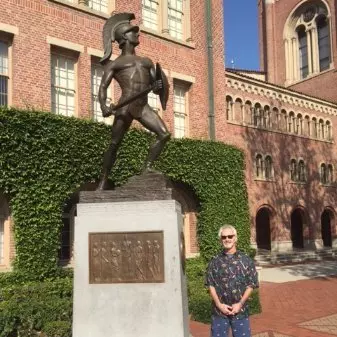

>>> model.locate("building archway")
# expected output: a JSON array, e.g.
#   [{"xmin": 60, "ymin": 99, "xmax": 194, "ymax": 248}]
[
  {"xmin": 321, "ymin": 208, "xmax": 333, "ymax": 247},
  {"xmin": 255, "ymin": 207, "xmax": 272, "ymax": 250},
  {"xmin": 291, "ymin": 208, "xmax": 305, "ymax": 249}
]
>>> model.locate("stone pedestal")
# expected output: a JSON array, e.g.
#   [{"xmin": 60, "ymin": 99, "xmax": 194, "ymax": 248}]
[{"xmin": 72, "ymin": 172, "xmax": 189, "ymax": 337}]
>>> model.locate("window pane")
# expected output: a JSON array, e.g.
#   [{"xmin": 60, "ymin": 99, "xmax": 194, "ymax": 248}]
[
  {"xmin": 91, "ymin": 63, "xmax": 112, "ymax": 123},
  {"xmin": 298, "ymin": 28, "xmax": 308, "ymax": 78},
  {"xmin": 317, "ymin": 18, "xmax": 331, "ymax": 71},
  {"xmin": 174, "ymin": 84, "xmax": 187, "ymax": 138},
  {"xmin": 88, "ymin": 0, "xmax": 108, "ymax": 13},
  {"xmin": 0, "ymin": 42, "xmax": 9, "ymax": 107},
  {"xmin": 51, "ymin": 54, "xmax": 76, "ymax": 117},
  {"xmin": 168, "ymin": 0, "xmax": 184, "ymax": 40},
  {"xmin": 142, "ymin": 0, "xmax": 158, "ymax": 30}
]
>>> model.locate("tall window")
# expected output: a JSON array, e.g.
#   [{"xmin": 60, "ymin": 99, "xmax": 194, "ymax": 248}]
[
  {"xmin": 59, "ymin": 206, "xmax": 75, "ymax": 262},
  {"xmin": 256, "ymin": 154, "xmax": 263, "ymax": 178},
  {"xmin": 0, "ymin": 41, "xmax": 8, "ymax": 107},
  {"xmin": 265, "ymin": 156, "xmax": 273, "ymax": 179},
  {"xmin": 284, "ymin": 2, "xmax": 332, "ymax": 83},
  {"xmin": 321, "ymin": 163, "xmax": 333, "ymax": 184},
  {"xmin": 317, "ymin": 16, "xmax": 331, "ymax": 71},
  {"xmin": 327, "ymin": 164, "xmax": 333, "ymax": 184},
  {"xmin": 298, "ymin": 26, "xmax": 309, "ymax": 79},
  {"xmin": 173, "ymin": 83, "xmax": 188, "ymax": 138},
  {"xmin": 88, "ymin": 0, "xmax": 108, "ymax": 12},
  {"xmin": 290, "ymin": 159, "xmax": 297, "ymax": 181},
  {"xmin": 142, "ymin": 0, "xmax": 159, "ymax": 30},
  {"xmin": 298, "ymin": 160, "xmax": 306, "ymax": 182},
  {"xmin": 148, "ymin": 91, "xmax": 159, "ymax": 113},
  {"xmin": 51, "ymin": 53, "xmax": 76, "ymax": 117},
  {"xmin": 168, "ymin": 0, "xmax": 184, "ymax": 40},
  {"xmin": 91, "ymin": 62, "xmax": 112, "ymax": 123}
]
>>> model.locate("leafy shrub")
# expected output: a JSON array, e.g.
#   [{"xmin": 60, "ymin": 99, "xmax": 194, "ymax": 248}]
[{"xmin": 0, "ymin": 277, "xmax": 72, "ymax": 337}]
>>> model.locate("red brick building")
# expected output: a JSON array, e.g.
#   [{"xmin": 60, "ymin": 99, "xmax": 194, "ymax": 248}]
[
  {"xmin": 0, "ymin": 0, "xmax": 226, "ymax": 269},
  {"xmin": 1, "ymin": 0, "xmax": 336, "ymax": 270}
]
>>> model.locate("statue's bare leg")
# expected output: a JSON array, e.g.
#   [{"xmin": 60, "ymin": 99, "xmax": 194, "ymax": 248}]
[
  {"xmin": 97, "ymin": 115, "xmax": 133, "ymax": 190},
  {"xmin": 138, "ymin": 105, "xmax": 171, "ymax": 171}
]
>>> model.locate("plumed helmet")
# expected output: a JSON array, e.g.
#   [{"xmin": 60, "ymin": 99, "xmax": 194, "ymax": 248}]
[{"xmin": 100, "ymin": 12, "xmax": 139, "ymax": 64}]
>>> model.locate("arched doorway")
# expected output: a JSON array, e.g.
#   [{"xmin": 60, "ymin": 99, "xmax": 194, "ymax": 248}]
[
  {"xmin": 256, "ymin": 207, "xmax": 271, "ymax": 250},
  {"xmin": 291, "ymin": 208, "xmax": 304, "ymax": 249},
  {"xmin": 321, "ymin": 209, "xmax": 333, "ymax": 247}
]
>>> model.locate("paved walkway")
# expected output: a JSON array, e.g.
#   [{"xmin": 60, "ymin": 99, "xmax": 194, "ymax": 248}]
[{"xmin": 190, "ymin": 261, "xmax": 337, "ymax": 337}]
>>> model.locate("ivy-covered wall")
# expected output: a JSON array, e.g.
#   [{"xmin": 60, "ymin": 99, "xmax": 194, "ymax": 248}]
[{"xmin": 0, "ymin": 107, "xmax": 250, "ymax": 278}]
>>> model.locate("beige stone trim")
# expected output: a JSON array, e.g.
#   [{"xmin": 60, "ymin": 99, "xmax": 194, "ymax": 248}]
[
  {"xmin": 49, "ymin": 0, "xmax": 114, "ymax": 19},
  {"xmin": 225, "ymin": 71, "xmax": 337, "ymax": 115},
  {"xmin": 47, "ymin": 36, "xmax": 84, "ymax": 53},
  {"xmin": 0, "ymin": 23, "xmax": 19, "ymax": 35},
  {"xmin": 171, "ymin": 71, "xmax": 195, "ymax": 83}
]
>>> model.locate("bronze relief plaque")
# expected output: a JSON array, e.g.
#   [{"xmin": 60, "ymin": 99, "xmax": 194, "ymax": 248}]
[{"xmin": 89, "ymin": 231, "xmax": 164, "ymax": 284}]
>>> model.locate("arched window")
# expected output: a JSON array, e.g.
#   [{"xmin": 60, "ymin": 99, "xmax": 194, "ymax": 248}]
[
  {"xmin": 226, "ymin": 96, "xmax": 233, "ymax": 121},
  {"xmin": 253, "ymin": 104, "xmax": 261, "ymax": 127},
  {"xmin": 297, "ymin": 25, "xmax": 309, "ymax": 79},
  {"xmin": 288, "ymin": 111, "xmax": 295, "ymax": 132},
  {"xmin": 272, "ymin": 107, "xmax": 279, "ymax": 129},
  {"xmin": 296, "ymin": 114, "xmax": 303, "ymax": 135},
  {"xmin": 290, "ymin": 159, "xmax": 297, "ymax": 181},
  {"xmin": 265, "ymin": 155, "xmax": 273, "ymax": 179},
  {"xmin": 244, "ymin": 101, "xmax": 252, "ymax": 124},
  {"xmin": 327, "ymin": 164, "xmax": 333, "ymax": 184},
  {"xmin": 234, "ymin": 98, "xmax": 243, "ymax": 123},
  {"xmin": 284, "ymin": 2, "xmax": 332, "ymax": 83},
  {"xmin": 320, "ymin": 163, "xmax": 327, "ymax": 184},
  {"xmin": 298, "ymin": 160, "xmax": 306, "ymax": 182},
  {"xmin": 256, "ymin": 154, "xmax": 263, "ymax": 178},
  {"xmin": 312, "ymin": 117, "xmax": 317, "ymax": 138},
  {"xmin": 317, "ymin": 16, "xmax": 331, "ymax": 71},
  {"xmin": 281, "ymin": 110, "xmax": 287, "ymax": 131},
  {"xmin": 305, "ymin": 115, "xmax": 311, "ymax": 136},
  {"xmin": 326, "ymin": 121, "xmax": 332, "ymax": 140},
  {"xmin": 318, "ymin": 119, "xmax": 325, "ymax": 139}
]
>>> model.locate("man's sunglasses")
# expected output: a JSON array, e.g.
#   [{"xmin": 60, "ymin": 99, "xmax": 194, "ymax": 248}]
[{"xmin": 221, "ymin": 235, "xmax": 235, "ymax": 240}]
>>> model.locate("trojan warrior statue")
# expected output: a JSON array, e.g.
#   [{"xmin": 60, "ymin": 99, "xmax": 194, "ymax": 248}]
[{"xmin": 97, "ymin": 13, "xmax": 170, "ymax": 190}]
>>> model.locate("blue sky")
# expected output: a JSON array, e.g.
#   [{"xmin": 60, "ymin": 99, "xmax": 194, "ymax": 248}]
[{"xmin": 224, "ymin": 0, "xmax": 259, "ymax": 70}]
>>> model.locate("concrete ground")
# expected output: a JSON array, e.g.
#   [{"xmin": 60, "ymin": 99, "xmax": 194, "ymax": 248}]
[{"xmin": 189, "ymin": 260, "xmax": 337, "ymax": 337}]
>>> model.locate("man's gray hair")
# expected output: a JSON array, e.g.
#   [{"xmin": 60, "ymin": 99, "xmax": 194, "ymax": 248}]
[{"xmin": 218, "ymin": 224, "xmax": 237, "ymax": 238}]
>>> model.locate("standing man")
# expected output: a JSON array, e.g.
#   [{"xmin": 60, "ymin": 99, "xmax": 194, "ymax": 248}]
[
  {"xmin": 97, "ymin": 12, "xmax": 170, "ymax": 190},
  {"xmin": 205, "ymin": 225, "xmax": 259, "ymax": 337}
]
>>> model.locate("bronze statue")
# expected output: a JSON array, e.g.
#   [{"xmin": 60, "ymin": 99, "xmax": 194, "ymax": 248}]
[{"xmin": 97, "ymin": 13, "xmax": 170, "ymax": 190}]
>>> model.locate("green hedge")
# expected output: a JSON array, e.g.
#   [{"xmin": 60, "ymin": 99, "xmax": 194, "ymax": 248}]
[
  {"xmin": 0, "ymin": 107, "xmax": 251, "ymax": 277},
  {"xmin": 0, "ymin": 276, "xmax": 72, "ymax": 337}
]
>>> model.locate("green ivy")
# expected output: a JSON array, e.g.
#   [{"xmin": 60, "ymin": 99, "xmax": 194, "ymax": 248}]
[{"xmin": 0, "ymin": 107, "xmax": 250, "ymax": 277}]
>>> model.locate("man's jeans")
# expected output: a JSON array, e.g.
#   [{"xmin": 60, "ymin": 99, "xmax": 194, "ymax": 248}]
[{"xmin": 211, "ymin": 315, "xmax": 251, "ymax": 337}]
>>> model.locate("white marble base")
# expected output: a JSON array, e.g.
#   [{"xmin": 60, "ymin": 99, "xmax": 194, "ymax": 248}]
[{"xmin": 72, "ymin": 200, "xmax": 189, "ymax": 337}]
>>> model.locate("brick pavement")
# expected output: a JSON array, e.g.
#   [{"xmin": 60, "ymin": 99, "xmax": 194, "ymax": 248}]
[{"xmin": 190, "ymin": 277, "xmax": 337, "ymax": 337}]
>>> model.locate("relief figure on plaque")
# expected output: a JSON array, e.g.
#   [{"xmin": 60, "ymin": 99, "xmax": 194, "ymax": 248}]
[
  {"xmin": 110, "ymin": 241, "xmax": 121, "ymax": 280},
  {"xmin": 101, "ymin": 241, "xmax": 111, "ymax": 281},
  {"xmin": 145, "ymin": 240, "xmax": 155, "ymax": 279},
  {"xmin": 92, "ymin": 241, "xmax": 102, "ymax": 282},
  {"xmin": 134, "ymin": 240, "xmax": 145, "ymax": 280},
  {"xmin": 153, "ymin": 240, "xmax": 161, "ymax": 276},
  {"xmin": 122, "ymin": 236, "xmax": 133, "ymax": 277}
]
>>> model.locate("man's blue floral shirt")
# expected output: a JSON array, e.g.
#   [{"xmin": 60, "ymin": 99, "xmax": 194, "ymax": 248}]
[{"xmin": 205, "ymin": 250, "xmax": 259, "ymax": 319}]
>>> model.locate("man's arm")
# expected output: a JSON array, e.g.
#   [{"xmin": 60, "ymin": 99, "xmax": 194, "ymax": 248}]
[
  {"xmin": 230, "ymin": 286, "xmax": 254, "ymax": 315},
  {"xmin": 209, "ymin": 286, "xmax": 233, "ymax": 315},
  {"xmin": 98, "ymin": 61, "xmax": 115, "ymax": 117}
]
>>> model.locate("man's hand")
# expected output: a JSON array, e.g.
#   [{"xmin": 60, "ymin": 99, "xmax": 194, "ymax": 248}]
[
  {"xmin": 152, "ymin": 79, "xmax": 163, "ymax": 94},
  {"xmin": 228, "ymin": 302, "xmax": 243, "ymax": 315},
  {"xmin": 217, "ymin": 303, "xmax": 233, "ymax": 315}
]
